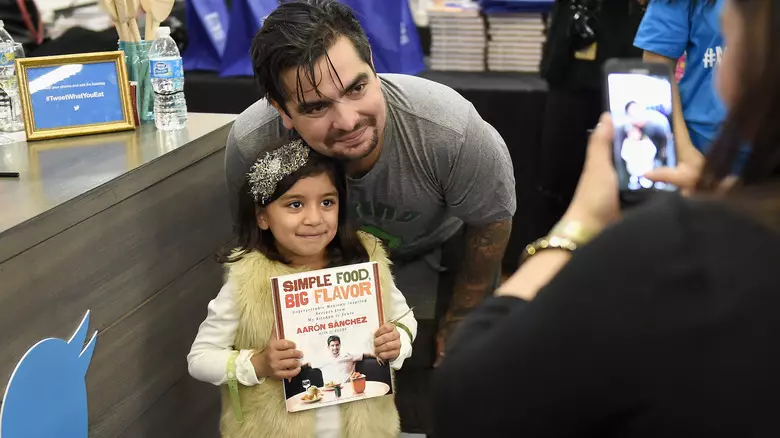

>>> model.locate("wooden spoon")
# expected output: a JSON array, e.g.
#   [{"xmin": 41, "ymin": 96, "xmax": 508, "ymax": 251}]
[
  {"xmin": 99, "ymin": 0, "xmax": 128, "ymax": 41},
  {"xmin": 126, "ymin": 0, "xmax": 143, "ymax": 42},
  {"xmin": 141, "ymin": 0, "xmax": 175, "ymax": 42},
  {"xmin": 115, "ymin": 0, "xmax": 142, "ymax": 42}
]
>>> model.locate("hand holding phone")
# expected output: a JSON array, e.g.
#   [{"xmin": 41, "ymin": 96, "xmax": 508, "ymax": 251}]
[{"xmin": 603, "ymin": 59, "xmax": 678, "ymax": 203}]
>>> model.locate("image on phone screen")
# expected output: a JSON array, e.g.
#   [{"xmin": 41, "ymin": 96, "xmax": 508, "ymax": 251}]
[{"xmin": 608, "ymin": 73, "xmax": 677, "ymax": 192}]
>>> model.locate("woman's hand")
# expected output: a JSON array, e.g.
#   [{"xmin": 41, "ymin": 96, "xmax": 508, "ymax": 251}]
[
  {"xmin": 644, "ymin": 138, "xmax": 705, "ymax": 195},
  {"xmin": 560, "ymin": 113, "xmax": 621, "ymax": 233},
  {"xmin": 497, "ymin": 114, "xmax": 619, "ymax": 303},
  {"xmin": 251, "ymin": 332, "xmax": 303, "ymax": 381}
]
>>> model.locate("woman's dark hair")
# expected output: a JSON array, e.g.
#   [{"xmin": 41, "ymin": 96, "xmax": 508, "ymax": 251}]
[
  {"xmin": 216, "ymin": 138, "xmax": 370, "ymax": 265},
  {"xmin": 250, "ymin": 0, "xmax": 375, "ymax": 117},
  {"xmin": 697, "ymin": 0, "xmax": 780, "ymax": 229}
]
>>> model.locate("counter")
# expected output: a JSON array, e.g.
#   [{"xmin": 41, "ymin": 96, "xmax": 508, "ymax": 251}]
[{"xmin": 0, "ymin": 113, "xmax": 236, "ymax": 437}]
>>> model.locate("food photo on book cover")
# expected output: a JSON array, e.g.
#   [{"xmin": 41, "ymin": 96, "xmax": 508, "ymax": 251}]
[{"xmin": 271, "ymin": 261, "xmax": 395, "ymax": 413}]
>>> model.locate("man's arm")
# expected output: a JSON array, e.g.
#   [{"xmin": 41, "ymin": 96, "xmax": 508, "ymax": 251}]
[
  {"xmin": 644, "ymin": 121, "xmax": 668, "ymax": 154},
  {"xmin": 436, "ymin": 219, "xmax": 512, "ymax": 365},
  {"xmin": 437, "ymin": 105, "xmax": 516, "ymax": 366}
]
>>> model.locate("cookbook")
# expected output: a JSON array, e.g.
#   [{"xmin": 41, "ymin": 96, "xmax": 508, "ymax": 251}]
[{"xmin": 271, "ymin": 261, "xmax": 393, "ymax": 412}]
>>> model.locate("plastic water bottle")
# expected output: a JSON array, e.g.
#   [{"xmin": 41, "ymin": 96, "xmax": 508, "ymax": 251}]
[
  {"xmin": 148, "ymin": 26, "xmax": 187, "ymax": 131},
  {"xmin": 0, "ymin": 20, "xmax": 24, "ymax": 132}
]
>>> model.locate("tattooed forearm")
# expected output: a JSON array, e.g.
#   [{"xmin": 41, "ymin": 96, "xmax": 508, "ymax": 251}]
[{"xmin": 449, "ymin": 219, "xmax": 512, "ymax": 312}]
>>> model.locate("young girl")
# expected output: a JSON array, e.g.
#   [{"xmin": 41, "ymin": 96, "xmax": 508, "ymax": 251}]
[{"xmin": 188, "ymin": 138, "xmax": 417, "ymax": 438}]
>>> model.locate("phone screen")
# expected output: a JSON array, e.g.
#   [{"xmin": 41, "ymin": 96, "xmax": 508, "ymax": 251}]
[{"xmin": 607, "ymin": 72, "xmax": 677, "ymax": 192}]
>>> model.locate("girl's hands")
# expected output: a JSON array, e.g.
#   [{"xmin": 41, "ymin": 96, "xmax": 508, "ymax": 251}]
[{"xmin": 251, "ymin": 331, "xmax": 303, "ymax": 381}]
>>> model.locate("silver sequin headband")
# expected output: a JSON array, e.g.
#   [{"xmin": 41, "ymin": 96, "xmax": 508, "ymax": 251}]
[{"xmin": 247, "ymin": 139, "xmax": 310, "ymax": 204}]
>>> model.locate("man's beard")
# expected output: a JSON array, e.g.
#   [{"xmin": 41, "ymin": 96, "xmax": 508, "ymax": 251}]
[{"xmin": 325, "ymin": 115, "xmax": 379, "ymax": 162}]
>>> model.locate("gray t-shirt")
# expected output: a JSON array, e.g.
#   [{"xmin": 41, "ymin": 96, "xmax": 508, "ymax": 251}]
[{"xmin": 225, "ymin": 74, "xmax": 516, "ymax": 259}]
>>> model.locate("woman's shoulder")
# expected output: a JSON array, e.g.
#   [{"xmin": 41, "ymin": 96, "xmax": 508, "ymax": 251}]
[
  {"xmin": 592, "ymin": 194, "xmax": 778, "ymax": 269},
  {"xmin": 538, "ymin": 194, "xmax": 778, "ymax": 321},
  {"xmin": 629, "ymin": 193, "xmax": 774, "ymax": 235}
]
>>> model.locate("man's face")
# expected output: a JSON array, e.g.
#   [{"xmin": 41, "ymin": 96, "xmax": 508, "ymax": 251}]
[
  {"xmin": 275, "ymin": 36, "xmax": 386, "ymax": 163},
  {"xmin": 329, "ymin": 340, "xmax": 341, "ymax": 357}
]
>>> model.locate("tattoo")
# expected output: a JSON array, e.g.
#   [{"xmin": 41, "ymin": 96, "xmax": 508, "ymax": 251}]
[{"xmin": 448, "ymin": 219, "xmax": 512, "ymax": 315}]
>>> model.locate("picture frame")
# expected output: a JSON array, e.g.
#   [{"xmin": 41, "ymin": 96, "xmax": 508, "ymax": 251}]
[{"xmin": 16, "ymin": 51, "xmax": 136, "ymax": 141}]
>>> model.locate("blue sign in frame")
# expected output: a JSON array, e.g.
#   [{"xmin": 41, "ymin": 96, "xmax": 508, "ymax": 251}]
[{"xmin": 16, "ymin": 51, "xmax": 135, "ymax": 141}]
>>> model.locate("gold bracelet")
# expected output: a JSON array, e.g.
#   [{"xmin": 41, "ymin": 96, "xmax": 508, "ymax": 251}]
[
  {"xmin": 520, "ymin": 235, "xmax": 579, "ymax": 263},
  {"xmin": 520, "ymin": 220, "xmax": 598, "ymax": 264},
  {"xmin": 549, "ymin": 220, "xmax": 598, "ymax": 245}
]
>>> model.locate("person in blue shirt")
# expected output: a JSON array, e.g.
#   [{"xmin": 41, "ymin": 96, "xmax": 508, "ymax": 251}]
[{"xmin": 634, "ymin": 0, "xmax": 724, "ymax": 166}]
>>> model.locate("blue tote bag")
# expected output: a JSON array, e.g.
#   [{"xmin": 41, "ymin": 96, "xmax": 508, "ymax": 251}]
[
  {"xmin": 182, "ymin": 0, "xmax": 229, "ymax": 72},
  {"xmin": 219, "ymin": 0, "xmax": 278, "ymax": 77},
  {"xmin": 344, "ymin": 0, "xmax": 425, "ymax": 75},
  {"xmin": 220, "ymin": 0, "xmax": 424, "ymax": 77}
]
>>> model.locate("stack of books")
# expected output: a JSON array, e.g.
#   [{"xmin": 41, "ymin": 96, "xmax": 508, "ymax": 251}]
[
  {"xmin": 428, "ymin": 4, "xmax": 486, "ymax": 72},
  {"xmin": 486, "ymin": 13, "xmax": 546, "ymax": 72}
]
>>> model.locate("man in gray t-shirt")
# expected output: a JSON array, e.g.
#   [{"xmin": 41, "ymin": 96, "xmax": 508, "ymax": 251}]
[{"xmin": 224, "ymin": 0, "xmax": 516, "ymax": 367}]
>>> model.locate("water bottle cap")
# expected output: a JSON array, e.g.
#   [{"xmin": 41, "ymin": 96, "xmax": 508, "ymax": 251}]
[{"xmin": 156, "ymin": 26, "xmax": 171, "ymax": 37}]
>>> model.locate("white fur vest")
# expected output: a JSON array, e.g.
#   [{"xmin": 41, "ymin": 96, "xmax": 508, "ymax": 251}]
[{"xmin": 219, "ymin": 232, "xmax": 400, "ymax": 438}]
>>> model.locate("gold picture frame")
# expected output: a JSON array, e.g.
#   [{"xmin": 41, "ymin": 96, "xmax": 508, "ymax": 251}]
[{"xmin": 16, "ymin": 51, "xmax": 136, "ymax": 141}]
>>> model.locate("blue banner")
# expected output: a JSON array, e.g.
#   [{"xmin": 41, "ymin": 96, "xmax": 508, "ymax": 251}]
[
  {"xmin": 342, "ymin": 0, "xmax": 426, "ymax": 75},
  {"xmin": 219, "ymin": 0, "xmax": 276, "ymax": 77},
  {"xmin": 26, "ymin": 62, "xmax": 124, "ymax": 130},
  {"xmin": 183, "ymin": 0, "xmax": 230, "ymax": 72},
  {"xmin": 219, "ymin": 0, "xmax": 425, "ymax": 77}
]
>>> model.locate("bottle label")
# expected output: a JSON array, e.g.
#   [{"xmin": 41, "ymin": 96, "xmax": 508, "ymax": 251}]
[
  {"xmin": 149, "ymin": 58, "xmax": 183, "ymax": 79},
  {"xmin": 0, "ymin": 46, "xmax": 15, "ymax": 67}
]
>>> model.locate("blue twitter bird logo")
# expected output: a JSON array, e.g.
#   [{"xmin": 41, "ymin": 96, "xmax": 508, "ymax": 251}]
[{"xmin": 0, "ymin": 311, "xmax": 98, "ymax": 438}]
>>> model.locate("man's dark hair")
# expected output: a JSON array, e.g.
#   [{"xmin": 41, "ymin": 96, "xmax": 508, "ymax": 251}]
[
  {"xmin": 327, "ymin": 335, "xmax": 341, "ymax": 346},
  {"xmin": 250, "ymin": 0, "xmax": 375, "ymax": 115}
]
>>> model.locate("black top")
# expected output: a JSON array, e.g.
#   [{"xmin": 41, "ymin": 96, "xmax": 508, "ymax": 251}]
[{"xmin": 434, "ymin": 194, "xmax": 780, "ymax": 437}]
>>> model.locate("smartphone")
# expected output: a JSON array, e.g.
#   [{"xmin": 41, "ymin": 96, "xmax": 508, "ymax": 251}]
[{"xmin": 603, "ymin": 59, "xmax": 678, "ymax": 203}]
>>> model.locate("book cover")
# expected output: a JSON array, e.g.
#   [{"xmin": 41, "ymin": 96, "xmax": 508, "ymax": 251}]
[{"xmin": 271, "ymin": 261, "xmax": 393, "ymax": 413}]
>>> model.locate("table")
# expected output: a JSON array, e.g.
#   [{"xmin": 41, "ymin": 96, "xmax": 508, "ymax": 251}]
[{"xmin": 0, "ymin": 114, "xmax": 235, "ymax": 438}]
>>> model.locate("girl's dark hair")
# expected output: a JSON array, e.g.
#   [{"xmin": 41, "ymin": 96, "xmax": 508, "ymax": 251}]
[
  {"xmin": 217, "ymin": 139, "xmax": 370, "ymax": 265},
  {"xmin": 697, "ymin": 0, "xmax": 780, "ymax": 230}
]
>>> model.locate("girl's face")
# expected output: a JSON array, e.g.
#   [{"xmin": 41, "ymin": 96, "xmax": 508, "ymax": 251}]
[{"xmin": 256, "ymin": 172, "xmax": 339, "ymax": 267}]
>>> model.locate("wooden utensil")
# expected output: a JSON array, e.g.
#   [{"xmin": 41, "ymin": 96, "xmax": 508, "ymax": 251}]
[
  {"xmin": 126, "ymin": 0, "xmax": 143, "ymax": 42},
  {"xmin": 141, "ymin": 0, "xmax": 175, "ymax": 42},
  {"xmin": 115, "ymin": 0, "xmax": 140, "ymax": 42},
  {"xmin": 99, "ymin": 0, "xmax": 128, "ymax": 41}
]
